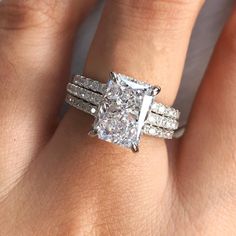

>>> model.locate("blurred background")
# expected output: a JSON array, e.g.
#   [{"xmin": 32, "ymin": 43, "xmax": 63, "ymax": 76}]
[{"xmin": 71, "ymin": 0, "xmax": 234, "ymax": 126}]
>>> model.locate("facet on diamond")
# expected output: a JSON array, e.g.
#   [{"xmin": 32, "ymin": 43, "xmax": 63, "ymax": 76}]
[{"xmin": 93, "ymin": 72, "xmax": 156, "ymax": 149}]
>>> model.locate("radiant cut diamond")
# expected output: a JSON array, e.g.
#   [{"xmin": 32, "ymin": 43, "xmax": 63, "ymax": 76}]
[{"xmin": 93, "ymin": 72, "xmax": 156, "ymax": 149}]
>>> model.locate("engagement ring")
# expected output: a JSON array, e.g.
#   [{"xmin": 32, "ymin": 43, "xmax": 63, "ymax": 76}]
[{"xmin": 66, "ymin": 72, "xmax": 180, "ymax": 152}]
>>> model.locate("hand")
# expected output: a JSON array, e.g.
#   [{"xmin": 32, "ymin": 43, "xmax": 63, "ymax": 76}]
[{"xmin": 1, "ymin": 1, "xmax": 236, "ymax": 235}]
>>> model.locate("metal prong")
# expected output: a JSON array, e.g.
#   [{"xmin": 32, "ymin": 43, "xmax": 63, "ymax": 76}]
[
  {"xmin": 110, "ymin": 72, "xmax": 118, "ymax": 82},
  {"xmin": 152, "ymin": 86, "xmax": 161, "ymax": 96},
  {"xmin": 131, "ymin": 144, "xmax": 139, "ymax": 153},
  {"xmin": 88, "ymin": 129, "xmax": 97, "ymax": 137}
]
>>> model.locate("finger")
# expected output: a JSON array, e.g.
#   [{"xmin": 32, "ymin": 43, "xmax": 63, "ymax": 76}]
[
  {"xmin": 85, "ymin": 0, "xmax": 204, "ymax": 105},
  {"xmin": 178, "ymin": 6, "xmax": 236, "ymax": 215},
  {"xmin": 50, "ymin": 0, "xmax": 204, "ymax": 232},
  {"xmin": 0, "ymin": 1, "xmax": 96, "ymax": 196}
]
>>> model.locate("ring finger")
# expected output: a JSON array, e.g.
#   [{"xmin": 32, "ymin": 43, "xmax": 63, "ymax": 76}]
[{"xmin": 42, "ymin": 0, "xmax": 205, "ymax": 233}]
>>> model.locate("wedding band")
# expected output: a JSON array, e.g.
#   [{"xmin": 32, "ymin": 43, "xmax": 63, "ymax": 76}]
[{"xmin": 65, "ymin": 72, "xmax": 180, "ymax": 152}]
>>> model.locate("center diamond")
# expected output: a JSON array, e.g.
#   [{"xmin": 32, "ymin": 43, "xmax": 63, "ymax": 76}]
[{"xmin": 93, "ymin": 72, "xmax": 156, "ymax": 150}]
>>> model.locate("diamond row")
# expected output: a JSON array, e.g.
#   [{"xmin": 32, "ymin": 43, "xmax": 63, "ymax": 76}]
[
  {"xmin": 143, "ymin": 124, "xmax": 174, "ymax": 139},
  {"xmin": 72, "ymin": 75, "xmax": 106, "ymax": 94},
  {"xmin": 67, "ymin": 83, "xmax": 103, "ymax": 106},
  {"xmin": 72, "ymin": 75, "xmax": 180, "ymax": 119},
  {"xmin": 146, "ymin": 112, "xmax": 179, "ymax": 130},
  {"xmin": 65, "ymin": 94, "xmax": 98, "ymax": 116},
  {"xmin": 151, "ymin": 103, "xmax": 180, "ymax": 119}
]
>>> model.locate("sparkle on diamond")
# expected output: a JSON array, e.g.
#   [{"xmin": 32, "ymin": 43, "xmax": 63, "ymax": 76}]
[{"xmin": 93, "ymin": 73, "xmax": 155, "ymax": 149}]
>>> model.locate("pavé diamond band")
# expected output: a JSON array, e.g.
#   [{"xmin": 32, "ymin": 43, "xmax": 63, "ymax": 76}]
[{"xmin": 65, "ymin": 72, "xmax": 180, "ymax": 152}]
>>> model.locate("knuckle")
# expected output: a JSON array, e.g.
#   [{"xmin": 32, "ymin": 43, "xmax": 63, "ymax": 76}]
[
  {"xmin": 0, "ymin": 2, "xmax": 48, "ymax": 30},
  {"xmin": 0, "ymin": 1, "xmax": 67, "ymax": 31},
  {"xmin": 110, "ymin": 0, "xmax": 205, "ymax": 32},
  {"xmin": 113, "ymin": 0, "xmax": 205, "ymax": 12}
]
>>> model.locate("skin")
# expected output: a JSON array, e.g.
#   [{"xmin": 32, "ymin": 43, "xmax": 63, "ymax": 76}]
[{"xmin": 0, "ymin": 0, "xmax": 236, "ymax": 235}]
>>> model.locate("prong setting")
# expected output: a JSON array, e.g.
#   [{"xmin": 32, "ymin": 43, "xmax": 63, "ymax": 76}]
[
  {"xmin": 110, "ymin": 72, "xmax": 119, "ymax": 82},
  {"xmin": 88, "ymin": 129, "xmax": 98, "ymax": 137},
  {"xmin": 152, "ymin": 86, "xmax": 161, "ymax": 96},
  {"xmin": 131, "ymin": 144, "xmax": 139, "ymax": 153}
]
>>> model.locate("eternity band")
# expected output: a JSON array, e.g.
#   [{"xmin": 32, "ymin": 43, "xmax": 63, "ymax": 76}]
[{"xmin": 65, "ymin": 72, "xmax": 181, "ymax": 152}]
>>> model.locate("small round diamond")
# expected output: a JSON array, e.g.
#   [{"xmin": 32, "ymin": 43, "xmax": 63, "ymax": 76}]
[
  {"xmin": 91, "ymin": 108, "xmax": 97, "ymax": 114},
  {"xmin": 149, "ymin": 128, "xmax": 156, "ymax": 135},
  {"xmin": 151, "ymin": 103, "xmax": 158, "ymax": 110},
  {"xmin": 91, "ymin": 81, "xmax": 100, "ymax": 91},
  {"xmin": 148, "ymin": 114, "xmax": 156, "ymax": 123},
  {"xmin": 159, "ymin": 105, "xmax": 165, "ymax": 113},
  {"xmin": 84, "ymin": 79, "xmax": 90, "ymax": 87}
]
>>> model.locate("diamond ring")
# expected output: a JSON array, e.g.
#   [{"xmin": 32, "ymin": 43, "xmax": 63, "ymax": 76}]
[{"xmin": 65, "ymin": 72, "xmax": 180, "ymax": 152}]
